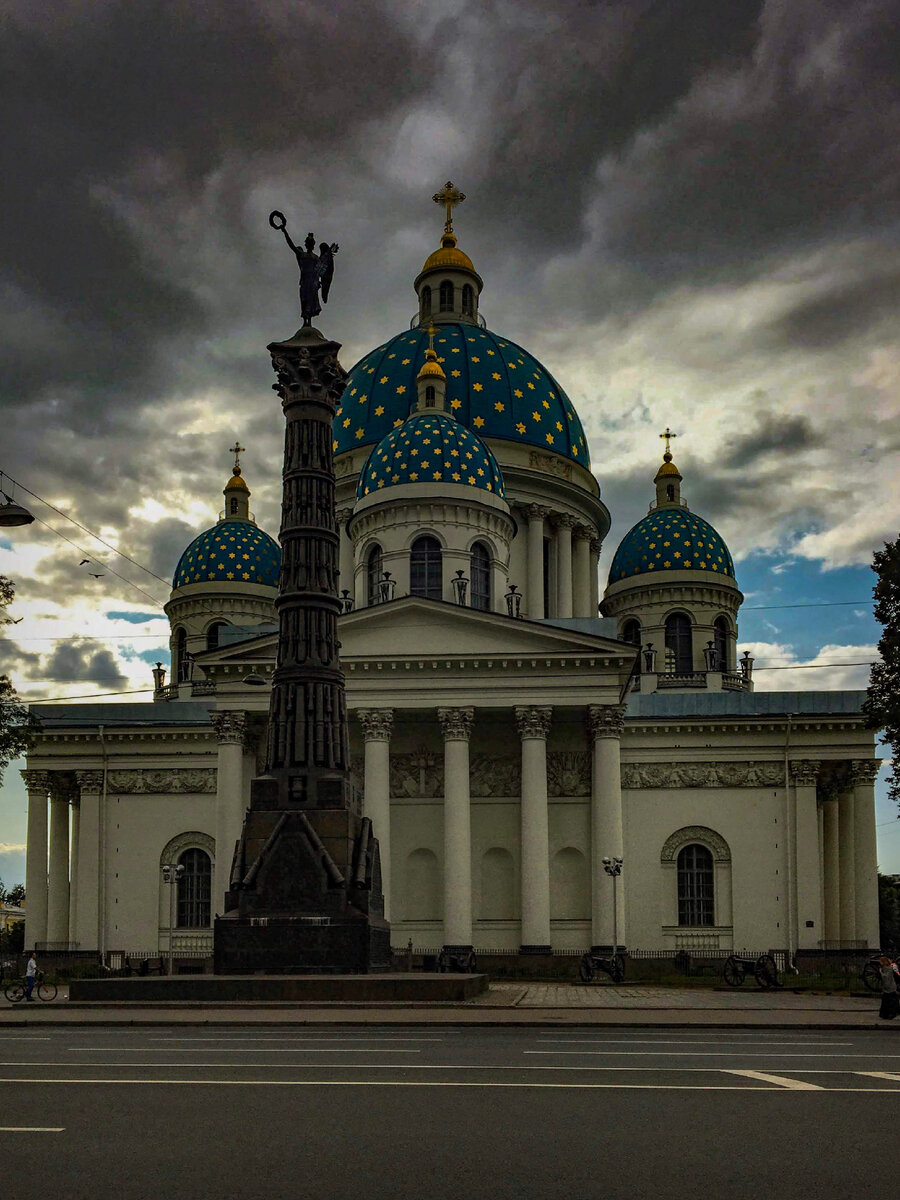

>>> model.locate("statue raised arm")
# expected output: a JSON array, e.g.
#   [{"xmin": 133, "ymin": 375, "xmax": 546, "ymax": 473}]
[{"xmin": 269, "ymin": 211, "xmax": 339, "ymax": 326}]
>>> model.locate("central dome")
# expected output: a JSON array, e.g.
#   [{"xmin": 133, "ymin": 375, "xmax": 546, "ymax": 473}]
[{"xmin": 334, "ymin": 322, "xmax": 589, "ymax": 467}]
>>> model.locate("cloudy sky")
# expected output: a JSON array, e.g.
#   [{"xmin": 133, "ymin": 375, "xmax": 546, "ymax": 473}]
[{"xmin": 2, "ymin": 0, "xmax": 899, "ymax": 883}]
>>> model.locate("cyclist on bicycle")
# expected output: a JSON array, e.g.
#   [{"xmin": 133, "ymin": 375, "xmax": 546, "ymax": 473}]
[{"xmin": 25, "ymin": 951, "xmax": 37, "ymax": 1001}]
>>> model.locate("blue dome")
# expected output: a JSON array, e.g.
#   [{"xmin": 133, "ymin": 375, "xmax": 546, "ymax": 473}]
[
  {"xmin": 335, "ymin": 322, "xmax": 589, "ymax": 467},
  {"xmin": 357, "ymin": 412, "xmax": 505, "ymax": 499},
  {"xmin": 609, "ymin": 507, "xmax": 735, "ymax": 584},
  {"xmin": 172, "ymin": 520, "xmax": 281, "ymax": 589}
]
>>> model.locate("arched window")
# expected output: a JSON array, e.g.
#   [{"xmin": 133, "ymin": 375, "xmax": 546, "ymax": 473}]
[
  {"xmin": 177, "ymin": 848, "xmax": 211, "ymax": 928},
  {"xmin": 206, "ymin": 622, "xmax": 226, "ymax": 651},
  {"xmin": 666, "ymin": 484, "xmax": 675, "ymax": 502},
  {"xmin": 229, "ymin": 496, "xmax": 239, "ymax": 515},
  {"xmin": 421, "ymin": 285, "xmax": 432, "ymax": 317},
  {"xmin": 174, "ymin": 627, "xmax": 189, "ymax": 683},
  {"xmin": 470, "ymin": 541, "xmax": 491, "ymax": 611},
  {"xmin": 366, "ymin": 544, "xmax": 383, "ymax": 607},
  {"xmin": 665, "ymin": 612, "xmax": 693, "ymax": 674},
  {"xmin": 410, "ymin": 535, "xmax": 442, "ymax": 600},
  {"xmin": 425, "ymin": 385, "xmax": 435, "ymax": 406},
  {"xmin": 439, "ymin": 279, "xmax": 454, "ymax": 312},
  {"xmin": 714, "ymin": 617, "xmax": 729, "ymax": 672},
  {"xmin": 677, "ymin": 844, "xmax": 714, "ymax": 926},
  {"xmin": 461, "ymin": 284, "xmax": 474, "ymax": 317}
]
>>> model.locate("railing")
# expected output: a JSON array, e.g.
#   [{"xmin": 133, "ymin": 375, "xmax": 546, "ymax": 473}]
[
  {"xmin": 408, "ymin": 312, "xmax": 487, "ymax": 330},
  {"xmin": 218, "ymin": 509, "xmax": 257, "ymax": 522},
  {"xmin": 657, "ymin": 671, "xmax": 707, "ymax": 688},
  {"xmin": 648, "ymin": 498, "xmax": 689, "ymax": 512},
  {"xmin": 190, "ymin": 680, "xmax": 217, "ymax": 697},
  {"xmin": 154, "ymin": 684, "xmax": 180, "ymax": 702},
  {"xmin": 722, "ymin": 672, "xmax": 745, "ymax": 690}
]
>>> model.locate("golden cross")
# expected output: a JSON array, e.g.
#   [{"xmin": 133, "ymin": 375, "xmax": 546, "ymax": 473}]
[
  {"xmin": 659, "ymin": 427, "xmax": 677, "ymax": 455},
  {"xmin": 427, "ymin": 323, "xmax": 437, "ymax": 354},
  {"xmin": 229, "ymin": 441, "xmax": 246, "ymax": 472},
  {"xmin": 432, "ymin": 180, "xmax": 466, "ymax": 236}
]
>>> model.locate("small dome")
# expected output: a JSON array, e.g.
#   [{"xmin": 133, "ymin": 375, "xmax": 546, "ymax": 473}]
[
  {"xmin": 655, "ymin": 457, "xmax": 681, "ymax": 478},
  {"xmin": 357, "ymin": 412, "xmax": 505, "ymax": 500},
  {"xmin": 610, "ymin": 507, "xmax": 735, "ymax": 584},
  {"xmin": 173, "ymin": 521, "xmax": 281, "ymax": 589},
  {"xmin": 420, "ymin": 234, "xmax": 476, "ymax": 275},
  {"xmin": 224, "ymin": 468, "xmax": 250, "ymax": 492}
]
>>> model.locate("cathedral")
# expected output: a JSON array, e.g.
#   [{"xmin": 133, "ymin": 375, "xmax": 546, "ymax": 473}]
[{"xmin": 21, "ymin": 188, "xmax": 879, "ymax": 967}]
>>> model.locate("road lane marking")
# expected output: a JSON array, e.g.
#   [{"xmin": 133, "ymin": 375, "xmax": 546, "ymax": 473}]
[
  {"xmin": 64, "ymin": 1047, "xmax": 422, "ymax": 1054},
  {"xmin": 535, "ymin": 1039, "xmax": 852, "ymax": 1046},
  {"xmin": 0, "ymin": 1077, "xmax": 893, "ymax": 1091},
  {"xmin": 0, "ymin": 1127, "xmax": 64, "ymax": 1132},
  {"xmin": 856, "ymin": 1071, "xmax": 900, "ymax": 1082},
  {"xmin": 4, "ymin": 1063, "xmax": 898, "ymax": 1076},
  {"xmin": 725, "ymin": 1070, "xmax": 824, "ymax": 1090},
  {"xmin": 525, "ymin": 1051, "xmax": 900, "ymax": 1059},
  {"xmin": 144, "ymin": 1036, "xmax": 444, "ymax": 1043}
]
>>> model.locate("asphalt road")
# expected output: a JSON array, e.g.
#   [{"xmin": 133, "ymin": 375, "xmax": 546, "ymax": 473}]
[{"xmin": 2, "ymin": 1026, "xmax": 898, "ymax": 1198}]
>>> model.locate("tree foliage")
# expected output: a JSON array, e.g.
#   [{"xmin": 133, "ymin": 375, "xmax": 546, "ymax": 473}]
[
  {"xmin": 0, "ymin": 576, "xmax": 35, "ymax": 785},
  {"xmin": 863, "ymin": 536, "xmax": 900, "ymax": 810}
]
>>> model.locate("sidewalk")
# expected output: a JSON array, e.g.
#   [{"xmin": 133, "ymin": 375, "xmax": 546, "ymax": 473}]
[{"xmin": 1, "ymin": 982, "xmax": 895, "ymax": 1029}]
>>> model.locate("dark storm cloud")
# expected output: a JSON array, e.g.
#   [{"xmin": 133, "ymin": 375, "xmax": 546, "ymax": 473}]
[
  {"xmin": 40, "ymin": 642, "xmax": 128, "ymax": 689},
  {"xmin": 722, "ymin": 409, "xmax": 820, "ymax": 469},
  {"xmin": 769, "ymin": 264, "xmax": 900, "ymax": 349}
]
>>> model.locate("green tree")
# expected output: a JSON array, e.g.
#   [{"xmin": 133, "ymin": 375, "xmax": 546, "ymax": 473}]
[
  {"xmin": 880, "ymin": 873, "xmax": 900, "ymax": 953},
  {"xmin": 0, "ymin": 575, "xmax": 34, "ymax": 784},
  {"xmin": 6, "ymin": 884, "xmax": 25, "ymax": 907},
  {"xmin": 863, "ymin": 536, "xmax": 900, "ymax": 809}
]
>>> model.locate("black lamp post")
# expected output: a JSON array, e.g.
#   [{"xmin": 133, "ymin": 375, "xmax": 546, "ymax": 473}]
[
  {"xmin": 504, "ymin": 583, "xmax": 522, "ymax": 618},
  {"xmin": 452, "ymin": 570, "xmax": 469, "ymax": 605}
]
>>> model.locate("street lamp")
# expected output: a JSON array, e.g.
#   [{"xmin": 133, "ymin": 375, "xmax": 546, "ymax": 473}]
[
  {"xmin": 601, "ymin": 855, "xmax": 623, "ymax": 961},
  {"xmin": 504, "ymin": 583, "xmax": 522, "ymax": 618},
  {"xmin": 161, "ymin": 863, "xmax": 185, "ymax": 975},
  {"xmin": 451, "ymin": 570, "xmax": 469, "ymax": 605},
  {"xmin": 0, "ymin": 490, "xmax": 35, "ymax": 527}
]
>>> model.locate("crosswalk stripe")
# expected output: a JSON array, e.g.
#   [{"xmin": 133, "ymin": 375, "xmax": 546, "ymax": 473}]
[{"xmin": 855, "ymin": 1071, "xmax": 900, "ymax": 1082}]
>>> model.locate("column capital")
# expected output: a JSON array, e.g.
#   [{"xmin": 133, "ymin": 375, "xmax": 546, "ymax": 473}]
[
  {"xmin": 574, "ymin": 523, "xmax": 595, "ymax": 542},
  {"xmin": 514, "ymin": 705, "xmax": 552, "ymax": 740},
  {"xmin": 525, "ymin": 504, "xmax": 551, "ymax": 522},
  {"xmin": 552, "ymin": 512, "xmax": 577, "ymax": 530},
  {"xmin": 589, "ymin": 537, "xmax": 603, "ymax": 555},
  {"xmin": 48, "ymin": 773, "xmax": 78, "ymax": 803},
  {"xmin": 336, "ymin": 506, "xmax": 353, "ymax": 526},
  {"xmin": 210, "ymin": 710, "xmax": 249, "ymax": 746},
  {"xmin": 789, "ymin": 759, "xmax": 822, "ymax": 787},
  {"xmin": 437, "ymin": 707, "xmax": 475, "ymax": 742},
  {"xmin": 587, "ymin": 704, "xmax": 626, "ymax": 740},
  {"xmin": 75, "ymin": 769, "xmax": 105, "ymax": 793},
  {"xmin": 357, "ymin": 708, "xmax": 394, "ymax": 742},
  {"xmin": 849, "ymin": 759, "xmax": 882, "ymax": 786},
  {"xmin": 20, "ymin": 769, "xmax": 52, "ymax": 792}
]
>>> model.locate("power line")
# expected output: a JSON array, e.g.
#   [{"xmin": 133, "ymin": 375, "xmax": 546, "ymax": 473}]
[
  {"xmin": 0, "ymin": 469, "xmax": 172, "ymax": 589},
  {"xmin": 743, "ymin": 600, "xmax": 871, "ymax": 610},
  {"xmin": 24, "ymin": 687, "xmax": 155, "ymax": 703}
]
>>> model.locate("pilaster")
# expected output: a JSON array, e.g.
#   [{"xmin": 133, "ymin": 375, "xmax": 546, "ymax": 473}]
[
  {"xmin": 211, "ymin": 711, "xmax": 251, "ymax": 915},
  {"xmin": 525, "ymin": 505, "xmax": 549, "ymax": 620},
  {"xmin": 73, "ymin": 769, "xmax": 104, "ymax": 952},
  {"xmin": 554, "ymin": 514, "xmax": 575, "ymax": 619},
  {"xmin": 358, "ymin": 708, "xmax": 394, "ymax": 920},
  {"xmin": 438, "ymin": 706, "xmax": 475, "ymax": 950},
  {"xmin": 587, "ymin": 704, "xmax": 626, "ymax": 951},
  {"xmin": 850, "ymin": 759, "xmax": 880, "ymax": 947},
  {"xmin": 515, "ymin": 706, "xmax": 552, "ymax": 953},
  {"xmin": 789, "ymin": 759, "xmax": 821, "ymax": 950},
  {"xmin": 21, "ymin": 769, "xmax": 51, "ymax": 951}
]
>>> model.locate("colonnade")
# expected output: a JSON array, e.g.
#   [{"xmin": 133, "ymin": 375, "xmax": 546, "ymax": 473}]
[
  {"xmin": 357, "ymin": 703, "xmax": 626, "ymax": 953},
  {"xmin": 523, "ymin": 505, "xmax": 599, "ymax": 620},
  {"xmin": 790, "ymin": 759, "xmax": 880, "ymax": 949}
]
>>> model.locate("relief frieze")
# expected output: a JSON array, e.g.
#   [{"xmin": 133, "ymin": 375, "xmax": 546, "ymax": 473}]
[
  {"xmin": 107, "ymin": 768, "xmax": 217, "ymax": 794},
  {"xmin": 621, "ymin": 761, "xmax": 785, "ymax": 789}
]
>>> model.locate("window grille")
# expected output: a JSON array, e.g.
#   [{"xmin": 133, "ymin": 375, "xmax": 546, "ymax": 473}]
[
  {"xmin": 439, "ymin": 280, "xmax": 454, "ymax": 312},
  {"xmin": 714, "ymin": 617, "xmax": 729, "ymax": 672},
  {"xmin": 470, "ymin": 542, "xmax": 491, "ymax": 610},
  {"xmin": 366, "ymin": 544, "xmax": 383, "ymax": 606},
  {"xmin": 410, "ymin": 536, "xmax": 442, "ymax": 600},
  {"xmin": 421, "ymin": 285, "xmax": 431, "ymax": 316},
  {"xmin": 677, "ymin": 844, "xmax": 714, "ymax": 926},
  {"xmin": 665, "ymin": 612, "xmax": 693, "ymax": 673},
  {"xmin": 461, "ymin": 284, "xmax": 474, "ymax": 317}
]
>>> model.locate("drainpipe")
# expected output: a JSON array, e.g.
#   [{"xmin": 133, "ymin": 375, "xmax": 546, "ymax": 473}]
[
  {"xmin": 98, "ymin": 725, "xmax": 108, "ymax": 963},
  {"xmin": 783, "ymin": 714, "xmax": 799, "ymax": 974}
]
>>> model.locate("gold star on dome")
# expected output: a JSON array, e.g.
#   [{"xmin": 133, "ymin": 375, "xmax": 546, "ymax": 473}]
[
  {"xmin": 546, "ymin": 433, "xmax": 554, "ymax": 444},
  {"xmin": 473, "ymin": 416, "xmax": 485, "ymax": 427},
  {"xmin": 532, "ymin": 411, "xmax": 541, "ymax": 421},
  {"xmin": 397, "ymin": 385, "xmax": 406, "ymax": 394},
  {"xmin": 379, "ymin": 376, "xmax": 388, "ymax": 384},
  {"xmin": 492, "ymin": 372, "xmax": 501, "ymax": 380},
  {"xmin": 375, "ymin": 405, "xmax": 384, "ymax": 416},
  {"xmin": 486, "ymin": 349, "xmax": 495, "ymax": 356},
  {"xmin": 451, "ymin": 369, "xmax": 461, "ymax": 378},
  {"xmin": 342, "ymin": 417, "xmax": 351, "ymax": 428},
  {"xmin": 527, "ymin": 382, "xmax": 535, "ymax": 390},
  {"xmin": 355, "ymin": 428, "xmax": 364, "ymax": 439},
  {"xmin": 516, "ymin": 422, "xmax": 526, "ymax": 433},
  {"xmin": 394, "ymin": 418, "xmax": 403, "ymax": 427},
  {"xmin": 514, "ymin": 388, "xmax": 523, "ymax": 398},
  {"xmin": 452, "ymin": 471, "xmax": 461, "ymax": 481},
  {"xmin": 556, "ymin": 421, "xmax": 563, "ymax": 431},
  {"xmin": 471, "ymin": 355, "xmax": 480, "ymax": 362},
  {"xmin": 410, "ymin": 472, "xmax": 418, "ymax": 481},
  {"xmin": 472, "ymin": 382, "xmax": 483, "ymax": 392},
  {"xmin": 433, "ymin": 471, "xmax": 441, "ymax": 480},
  {"xmin": 494, "ymin": 401, "xmax": 504, "ymax": 412},
  {"xmin": 542, "ymin": 400, "xmax": 550, "ymax": 409}
]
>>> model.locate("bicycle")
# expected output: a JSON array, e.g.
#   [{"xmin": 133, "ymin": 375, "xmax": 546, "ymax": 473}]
[{"xmin": 4, "ymin": 971, "xmax": 57, "ymax": 1003}]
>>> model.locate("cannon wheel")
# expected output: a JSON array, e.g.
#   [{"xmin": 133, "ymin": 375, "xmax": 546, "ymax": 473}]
[
  {"xmin": 723, "ymin": 956, "xmax": 744, "ymax": 987},
  {"xmin": 579, "ymin": 953, "xmax": 595, "ymax": 983},
  {"xmin": 611, "ymin": 954, "xmax": 626, "ymax": 984},
  {"xmin": 437, "ymin": 949, "xmax": 450, "ymax": 974},
  {"xmin": 862, "ymin": 960, "xmax": 882, "ymax": 993},
  {"xmin": 463, "ymin": 951, "xmax": 476, "ymax": 974},
  {"xmin": 754, "ymin": 954, "xmax": 779, "ymax": 989}
]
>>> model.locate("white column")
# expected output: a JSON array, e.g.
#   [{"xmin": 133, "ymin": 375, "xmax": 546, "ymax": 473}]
[
  {"xmin": 337, "ymin": 507, "xmax": 354, "ymax": 608},
  {"xmin": 68, "ymin": 799, "xmax": 80, "ymax": 941},
  {"xmin": 790, "ymin": 760, "xmax": 822, "ymax": 950},
  {"xmin": 555, "ymin": 515, "xmax": 575, "ymax": 619},
  {"xmin": 47, "ymin": 777, "xmax": 72, "ymax": 946},
  {"xmin": 515, "ymin": 706, "xmax": 552, "ymax": 953},
  {"xmin": 438, "ymin": 707, "xmax": 474, "ymax": 949},
  {"xmin": 851, "ymin": 759, "xmax": 880, "ymax": 948},
  {"xmin": 211, "ymin": 712, "xmax": 251, "ymax": 915},
  {"xmin": 358, "ymin": 708, "xmax": 394, "ymax": 921},
  {"xmin": 838, "ymin": 785, "xmax": 856, "ymax": 945},
  {"xmin": 588, "ymin": 704, "xmax": 626, "ymax": 949},
  {"xmin": 73, "ymin": 770, "xmax": 103, "ymax": 951},
  {"xmin": 822, "ymin": 791, "xmax": 840, "ymax": 944},
  {"xmin": 572, "ymin": 527, "xmax": 592, "ymax": 618},
  {"xmin": 589, "ymin": 537, "xmax": 601, "ymax": 619},
  {"xmin": 22, "ymin": 770, "xmax": 50, "ymax": 951},
  {"xmin": 525, "ymin": 505, "xmax": 548, "ymax": 619}
]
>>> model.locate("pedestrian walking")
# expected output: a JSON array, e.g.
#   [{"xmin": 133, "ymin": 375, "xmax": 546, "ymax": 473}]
[
  {"xmin": 878, "ymin": 955, "xmax": 899, "ymax": 1021},
  {"xmin": 25, "ymin": 951, "xmax": 37, "ymax": 1002}
]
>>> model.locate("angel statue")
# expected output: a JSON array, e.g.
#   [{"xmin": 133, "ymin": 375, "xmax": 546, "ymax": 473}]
[{"xmin": 269, "ymin": 211, "xmax": 339, "ymax": 326}]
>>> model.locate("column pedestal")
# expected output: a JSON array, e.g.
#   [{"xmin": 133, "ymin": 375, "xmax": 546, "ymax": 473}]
[
  {"xmin": 588, "ymin": 705, "xmax": 626, "ymax": 951},
  {"xmin": 358, "ymin": 709, "xmax": 394, "ymax": 921},
  {"xmin": 851, "ymin": 760, "xmax": 881, "ymax": 948},
  {"xmin": 515, "ymin": 706, "xmax": 552, "ymax": 954},
  {"xmin": 438, "ymin": 708, "xmax": 474, "ymax": 952},
  {"xmin": 22, "ymin": 770, "xmax": 50, "ymax": 952}
]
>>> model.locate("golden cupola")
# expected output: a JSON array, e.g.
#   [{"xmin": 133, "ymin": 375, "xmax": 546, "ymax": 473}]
[
  {"xmin": 414, "ymin": 181, "xmax": 483, "ymax": 327},
  {"xmin": 414, "ymin": 324, "xmax": 448, "ymax": 413}
]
